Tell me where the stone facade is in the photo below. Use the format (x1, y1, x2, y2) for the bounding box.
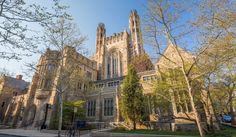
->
(21, 47, 98, 127)
(0, 75, 29, 126)
(93, 10, 144, 80)
(84, 10, 144, 125)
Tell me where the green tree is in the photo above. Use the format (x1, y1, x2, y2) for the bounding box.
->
(63, 100, 85, 127)
(120, 65, 144, 130)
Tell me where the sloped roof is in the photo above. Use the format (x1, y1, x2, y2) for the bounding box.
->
(4, 76, 29, 92)
(155, 44, 194, 69)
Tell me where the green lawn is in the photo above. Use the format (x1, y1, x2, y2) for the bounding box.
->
(206, 126, 236, 137)
(111, 125, 236, 137)
(111, 128, 199, 136)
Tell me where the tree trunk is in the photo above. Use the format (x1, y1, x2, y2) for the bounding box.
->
(58, 93, 63, 137)
(184, 75, 204, 137)
(133, 120, 136, 130)
(133, 112, 136, 130)
(230, 100, 236, 125)
(201, 89, 220, 132)
(188, 90, 204, 137)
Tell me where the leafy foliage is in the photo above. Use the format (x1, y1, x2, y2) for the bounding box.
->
(153, 68, 190, 113)
(63, 100, 85, 127)
(120, 65, 144, 130)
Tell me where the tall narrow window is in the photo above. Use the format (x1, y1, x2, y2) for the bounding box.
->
(112, 57, 115, 76)
(98, 65, 102, 80)
(87, 100, 96, 117)
(104, 98, 113, 116)
(107, 64, 110, 76)
(107, 56, 110, 78)
(114, 58, 117, 77)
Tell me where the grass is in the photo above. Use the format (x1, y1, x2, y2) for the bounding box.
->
(111, 128, 199, 136)
(110, 125, 236, 137)
(206, 126, 236, 137)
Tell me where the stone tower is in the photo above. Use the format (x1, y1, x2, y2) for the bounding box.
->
(129, 10, 144, 56)
(96, 23, 106, 80)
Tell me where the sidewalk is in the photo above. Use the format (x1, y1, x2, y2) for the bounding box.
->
(0, 129, 91, 137)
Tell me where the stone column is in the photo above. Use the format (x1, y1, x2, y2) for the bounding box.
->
(96, 89, 102, 121)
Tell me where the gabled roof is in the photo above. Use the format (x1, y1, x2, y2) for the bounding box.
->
(155, 43, 194, 69)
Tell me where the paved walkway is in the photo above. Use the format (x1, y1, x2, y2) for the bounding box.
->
(0, 129, 91, 137)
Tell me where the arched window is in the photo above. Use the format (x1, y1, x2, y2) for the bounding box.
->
(111, 52, 118, 78)
(107, 50, 123, 78)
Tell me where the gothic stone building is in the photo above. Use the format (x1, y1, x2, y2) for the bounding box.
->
(0, 75, 29, 126)
(21, 10, 145, 128)
(20, 10, 210, 130)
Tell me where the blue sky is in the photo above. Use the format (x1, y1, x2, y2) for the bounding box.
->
(0, 0, 148, 81)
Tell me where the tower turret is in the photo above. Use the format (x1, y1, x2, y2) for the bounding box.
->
(95, 23, 106, 80)
(129, 10, 144, 56)
(96, 23, 106, 54)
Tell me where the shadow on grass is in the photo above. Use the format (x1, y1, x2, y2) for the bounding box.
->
(111, 125, 236, 137)
(206, 126, 236, 137)
(111, 128, 199, 136)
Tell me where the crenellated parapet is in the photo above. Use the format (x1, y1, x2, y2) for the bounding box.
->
(105, 31, 129, 45)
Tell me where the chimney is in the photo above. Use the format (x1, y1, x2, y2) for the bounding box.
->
(16, 75, 23, 80)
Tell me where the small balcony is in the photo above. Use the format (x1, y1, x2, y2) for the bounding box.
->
(35, 89, 50, 100)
